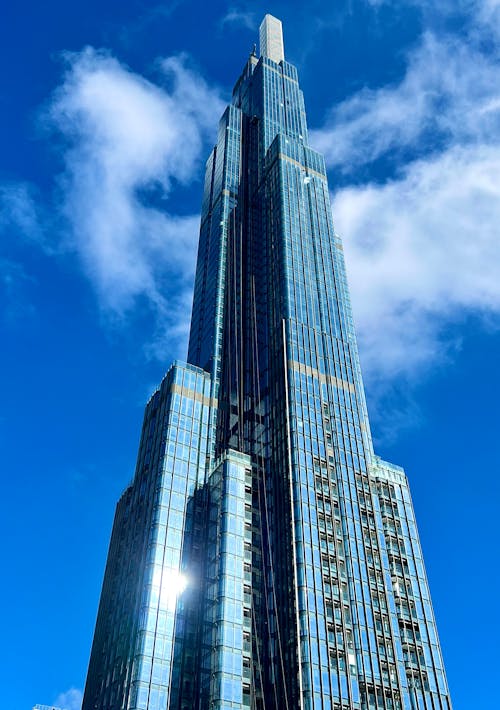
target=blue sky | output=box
[1,1,499,708]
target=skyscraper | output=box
[83,15,452,710]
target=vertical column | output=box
[128,364,211,710]
[371,458,451,710]
[259,15,285,63]
[205,450,253,709]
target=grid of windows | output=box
[83,364,212,710]
[371,459,451,710]
[83,16,452,710]
[204,452,252,709]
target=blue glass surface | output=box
[83,17,452,710]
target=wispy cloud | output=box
[0,183,45,245]
[334,144,500,380]
[364,0,468,10]
[53,687,83,710]
[219,8,256,30]
[309,1,500,384]
[310,32,500,171]
[365,0,500,39]
[0,185,43,322]
[15,48,225,355]
[475,0,500,35]
[46,48,222,309]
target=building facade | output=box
[83,16,452,710]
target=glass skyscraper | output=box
[83,16,452,710]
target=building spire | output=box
[259,14,284,63]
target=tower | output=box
[83,16,452,710]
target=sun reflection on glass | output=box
[152,567,188,610]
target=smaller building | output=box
[33,704,64,710]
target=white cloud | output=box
[364,0,469,10]
[43,47,224,352]
[0,183,44,244]
[53,687,83,710]
[365,0,500,41]
[0,185,47,321]
[334,144,500,380]
[481,0,500,12]
[476,0,500,29]
[310,32,500,171]
[219,8,256,30]
[308,1,500,383]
